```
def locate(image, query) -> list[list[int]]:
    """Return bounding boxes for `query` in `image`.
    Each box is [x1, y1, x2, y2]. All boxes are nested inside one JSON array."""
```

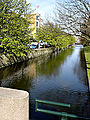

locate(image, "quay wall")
[[0, 48, 55, 69]]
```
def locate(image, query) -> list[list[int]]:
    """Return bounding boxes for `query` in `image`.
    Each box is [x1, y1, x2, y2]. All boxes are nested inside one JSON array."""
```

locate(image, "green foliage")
[[0, 0, 32, 57], [36, 22, 75, 49], [84, 46, 90, 79]]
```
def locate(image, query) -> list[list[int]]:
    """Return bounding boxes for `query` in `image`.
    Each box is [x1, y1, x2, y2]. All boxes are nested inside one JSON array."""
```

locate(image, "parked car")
[[39, 41, 44, 48], [29, 42, 38, 49], [43, 42, 51, 48]]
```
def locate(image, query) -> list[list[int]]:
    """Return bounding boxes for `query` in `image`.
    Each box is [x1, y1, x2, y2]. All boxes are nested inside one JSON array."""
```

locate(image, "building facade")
[[24, 14, 42, 37]]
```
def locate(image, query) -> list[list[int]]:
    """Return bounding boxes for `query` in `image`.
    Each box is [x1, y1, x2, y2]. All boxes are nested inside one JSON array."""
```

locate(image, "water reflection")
[[0, 45, 90, 120]]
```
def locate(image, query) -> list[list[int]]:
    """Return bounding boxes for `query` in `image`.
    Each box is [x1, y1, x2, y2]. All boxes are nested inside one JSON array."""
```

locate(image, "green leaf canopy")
[[0, 0, 32, 57]]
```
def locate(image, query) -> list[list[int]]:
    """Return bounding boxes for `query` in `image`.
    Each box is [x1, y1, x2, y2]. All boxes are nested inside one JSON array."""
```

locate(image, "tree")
[[80, 17, 90, 45], [56, 0, 90, 45], [0, 0, 32, 57], [36, 21, 75, 49]]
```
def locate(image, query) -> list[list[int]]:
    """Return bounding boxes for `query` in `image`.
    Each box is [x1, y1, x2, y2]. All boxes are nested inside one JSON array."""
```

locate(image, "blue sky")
[[26, 0, 56, 20]]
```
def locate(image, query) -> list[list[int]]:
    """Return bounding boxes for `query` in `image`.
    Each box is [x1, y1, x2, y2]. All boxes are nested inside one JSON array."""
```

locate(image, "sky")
[[26, 0, 56, 21]]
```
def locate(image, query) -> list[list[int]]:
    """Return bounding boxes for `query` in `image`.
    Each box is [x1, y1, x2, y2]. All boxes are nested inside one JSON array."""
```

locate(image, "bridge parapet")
[[0, 87, 29, 120]]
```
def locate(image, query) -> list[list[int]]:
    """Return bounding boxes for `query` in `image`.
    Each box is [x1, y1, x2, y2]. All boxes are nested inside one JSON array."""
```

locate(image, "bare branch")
[[56, 0, 90, 43]]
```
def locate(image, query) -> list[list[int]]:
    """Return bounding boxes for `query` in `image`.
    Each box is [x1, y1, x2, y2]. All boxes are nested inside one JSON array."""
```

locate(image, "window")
[[36, 22, 39, 27], [36, 15, 39, 20]]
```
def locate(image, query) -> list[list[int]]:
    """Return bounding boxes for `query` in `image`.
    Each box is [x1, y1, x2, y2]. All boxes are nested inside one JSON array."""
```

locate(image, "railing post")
[[35, 99, 38, 112], [61, 116, 67, 120]]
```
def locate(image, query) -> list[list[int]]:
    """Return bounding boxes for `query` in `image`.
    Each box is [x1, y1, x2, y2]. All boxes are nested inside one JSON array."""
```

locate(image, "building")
[[24, 13, 43, 37]]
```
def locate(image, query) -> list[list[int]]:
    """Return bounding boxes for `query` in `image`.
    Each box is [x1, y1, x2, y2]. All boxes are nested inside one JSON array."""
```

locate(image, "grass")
[[84, 46, 90, 90]]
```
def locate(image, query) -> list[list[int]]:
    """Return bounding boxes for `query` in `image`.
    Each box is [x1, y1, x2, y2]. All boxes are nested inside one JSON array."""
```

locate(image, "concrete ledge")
[[0, 87, 29, 120]]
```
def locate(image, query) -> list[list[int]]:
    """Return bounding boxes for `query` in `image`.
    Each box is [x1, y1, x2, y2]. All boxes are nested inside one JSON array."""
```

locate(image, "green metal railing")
[[35, 99, 90, 120]]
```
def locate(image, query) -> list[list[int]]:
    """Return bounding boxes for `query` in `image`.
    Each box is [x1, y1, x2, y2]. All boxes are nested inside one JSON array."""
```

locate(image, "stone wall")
[[0, 48, 55, 69]]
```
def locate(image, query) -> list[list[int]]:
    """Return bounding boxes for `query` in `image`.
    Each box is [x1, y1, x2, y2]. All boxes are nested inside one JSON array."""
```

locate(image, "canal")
[[0, 45, 90, 120]]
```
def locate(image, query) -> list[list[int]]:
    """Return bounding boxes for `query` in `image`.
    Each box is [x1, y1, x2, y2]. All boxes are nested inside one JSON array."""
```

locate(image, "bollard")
[[0, 87, 29, 120]]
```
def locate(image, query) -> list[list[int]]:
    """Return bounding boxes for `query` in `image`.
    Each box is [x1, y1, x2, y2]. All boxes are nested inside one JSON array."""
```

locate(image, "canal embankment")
[[0, 47, 55, 69], [84, 46, 90, 90]]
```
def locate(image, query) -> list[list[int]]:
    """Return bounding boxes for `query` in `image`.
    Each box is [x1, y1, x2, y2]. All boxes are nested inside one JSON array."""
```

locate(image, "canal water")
[[0, 45, 90, 120]]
